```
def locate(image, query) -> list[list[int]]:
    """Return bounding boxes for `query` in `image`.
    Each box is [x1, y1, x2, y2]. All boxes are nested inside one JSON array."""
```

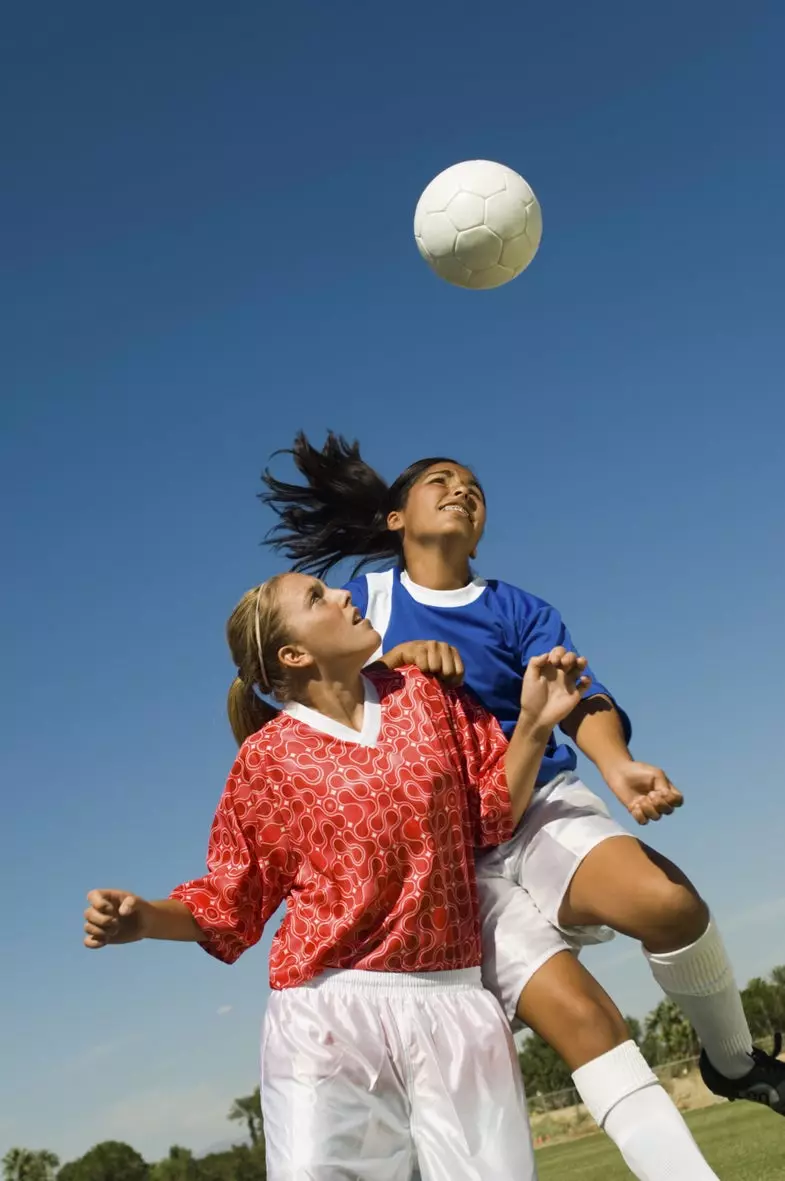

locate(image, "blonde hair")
[[226, 574, 292, 746]]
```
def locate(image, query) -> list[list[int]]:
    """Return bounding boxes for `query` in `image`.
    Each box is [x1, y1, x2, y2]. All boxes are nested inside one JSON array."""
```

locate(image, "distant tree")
[[56, 1141, 148, 1181], [769, 965, 785, 992], [643, 1000, 699, 1065], [149, 1147, 200, 1181], [3, 1150, 59, 1181], [741, 975, 785, 1041], [198, 1146, 265, 1181], [518, 1033, 573, 1097], [227, 1089, 263, 1147], [625, 1015, 643, 1046]]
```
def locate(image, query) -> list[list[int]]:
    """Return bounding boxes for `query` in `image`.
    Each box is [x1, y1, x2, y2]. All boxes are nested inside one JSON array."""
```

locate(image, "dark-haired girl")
[[262, 432, 785, 1181]]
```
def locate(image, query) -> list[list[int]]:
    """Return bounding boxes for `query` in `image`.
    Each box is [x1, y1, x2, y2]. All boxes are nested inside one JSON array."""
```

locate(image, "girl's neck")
[[300, 668, 367, 732], [403, 547, 472, 592]]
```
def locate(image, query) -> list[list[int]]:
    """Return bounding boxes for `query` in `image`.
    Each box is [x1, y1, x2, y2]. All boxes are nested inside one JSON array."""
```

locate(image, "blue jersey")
[[344, 567, 630, 788]]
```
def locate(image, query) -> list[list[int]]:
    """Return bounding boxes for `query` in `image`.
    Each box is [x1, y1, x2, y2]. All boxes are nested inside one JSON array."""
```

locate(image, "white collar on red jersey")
[[284, 674, 381, 746], [400, 569, 487, 608]]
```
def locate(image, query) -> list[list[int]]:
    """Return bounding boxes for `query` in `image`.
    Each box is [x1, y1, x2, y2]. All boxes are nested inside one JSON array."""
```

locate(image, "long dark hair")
[[260, 432, 461, 577]]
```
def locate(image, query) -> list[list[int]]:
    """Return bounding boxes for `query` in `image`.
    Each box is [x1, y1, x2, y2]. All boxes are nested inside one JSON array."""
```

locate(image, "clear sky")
[[2, 0, 783, 1165]]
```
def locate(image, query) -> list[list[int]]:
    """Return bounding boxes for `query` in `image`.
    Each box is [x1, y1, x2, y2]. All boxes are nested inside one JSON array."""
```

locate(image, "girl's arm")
[[504, 650, 591, 824], [563, 698, 683, 825], [84, 891, 202, 948]]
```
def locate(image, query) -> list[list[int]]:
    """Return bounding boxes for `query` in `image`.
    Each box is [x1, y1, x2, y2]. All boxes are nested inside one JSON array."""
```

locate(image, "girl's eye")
[[311, 588, 322, 604]]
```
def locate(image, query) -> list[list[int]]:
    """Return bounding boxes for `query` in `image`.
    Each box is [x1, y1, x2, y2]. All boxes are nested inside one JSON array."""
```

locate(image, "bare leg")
[[516, 950, 719, 1180], [558, 836, 709, 951], [515, 949, 629, 1068]]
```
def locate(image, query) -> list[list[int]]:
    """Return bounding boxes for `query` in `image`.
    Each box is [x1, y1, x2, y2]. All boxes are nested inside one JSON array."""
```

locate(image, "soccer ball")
[[414, 160, 542, 290]]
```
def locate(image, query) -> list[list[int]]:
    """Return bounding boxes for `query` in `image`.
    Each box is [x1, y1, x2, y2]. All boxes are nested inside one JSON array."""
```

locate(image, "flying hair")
[[260, 431, 459, 578]]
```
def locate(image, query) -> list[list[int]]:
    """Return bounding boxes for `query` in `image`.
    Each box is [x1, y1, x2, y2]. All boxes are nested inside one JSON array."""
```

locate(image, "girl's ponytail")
[[260, 432, 398, 576]]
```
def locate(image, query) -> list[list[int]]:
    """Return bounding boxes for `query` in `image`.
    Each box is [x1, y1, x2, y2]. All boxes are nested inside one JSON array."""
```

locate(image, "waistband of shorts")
[[296, 966, 482, 995]]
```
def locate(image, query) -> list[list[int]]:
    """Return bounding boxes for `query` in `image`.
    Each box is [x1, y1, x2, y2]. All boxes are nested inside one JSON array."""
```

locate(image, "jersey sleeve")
[[439, 683, 515, 848], [169, 745, 294, 964], [516, 596, 632, 743], [343, 575, 369, 616]]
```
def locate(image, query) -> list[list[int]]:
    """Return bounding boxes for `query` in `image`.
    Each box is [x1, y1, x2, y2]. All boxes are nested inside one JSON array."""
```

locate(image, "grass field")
[[535, 1103, 784, 1180]]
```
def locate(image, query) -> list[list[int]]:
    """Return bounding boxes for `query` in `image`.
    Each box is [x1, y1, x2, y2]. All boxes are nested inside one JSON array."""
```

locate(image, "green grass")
[[535, 1103, 785, 1180]]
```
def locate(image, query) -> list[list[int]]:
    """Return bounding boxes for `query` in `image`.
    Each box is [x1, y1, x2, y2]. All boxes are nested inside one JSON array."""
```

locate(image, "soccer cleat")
[[700, 1033, 785, 1114]]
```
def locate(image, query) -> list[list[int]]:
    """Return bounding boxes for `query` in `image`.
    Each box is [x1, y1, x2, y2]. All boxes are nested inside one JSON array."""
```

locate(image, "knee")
[[640, 880, 709, 950]]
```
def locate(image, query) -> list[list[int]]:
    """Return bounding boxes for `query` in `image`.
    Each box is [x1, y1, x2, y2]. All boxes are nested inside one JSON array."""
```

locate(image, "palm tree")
[[2, 1150, 28, 1181], [228, 1088, 263, 1147], [644, 999, 699, 1064], [32, 1153, 58, 1181], [2, 1150, 59, 1181]]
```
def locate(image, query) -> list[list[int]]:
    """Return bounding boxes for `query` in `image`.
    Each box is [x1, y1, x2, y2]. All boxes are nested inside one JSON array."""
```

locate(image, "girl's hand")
[[84, 889, 150, 949], [603, 761, 684, 825], [381, 641, 465, 686], [520, 647, 591, 734]]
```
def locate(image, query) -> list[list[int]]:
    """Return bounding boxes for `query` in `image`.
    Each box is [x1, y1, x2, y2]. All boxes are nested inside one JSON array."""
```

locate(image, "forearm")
[[561, 694, 631, 776], [503, 723, 551, 826], [144, 899, 205, 942]]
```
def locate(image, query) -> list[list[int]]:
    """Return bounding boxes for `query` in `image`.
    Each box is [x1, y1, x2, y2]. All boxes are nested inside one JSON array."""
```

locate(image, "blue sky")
[[2, 0, 783, 1164]]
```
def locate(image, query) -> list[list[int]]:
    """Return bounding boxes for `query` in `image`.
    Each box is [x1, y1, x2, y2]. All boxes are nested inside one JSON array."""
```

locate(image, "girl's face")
[[387, 462, 486, 556], [275, 573, 380, 675]]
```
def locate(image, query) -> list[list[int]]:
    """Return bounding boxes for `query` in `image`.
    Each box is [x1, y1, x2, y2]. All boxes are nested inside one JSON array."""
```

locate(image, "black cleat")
[[700, 1033, 785, 1114]]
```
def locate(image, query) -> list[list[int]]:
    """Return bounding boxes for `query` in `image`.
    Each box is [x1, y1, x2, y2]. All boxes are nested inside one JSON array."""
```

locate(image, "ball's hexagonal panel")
[[419, 211, 458, 258], [484, 191, 529, 240], [467, 264, 515, 290], [499, 231, 537, 274], [432, 254, 473, 287], [455, 225, 502, 271], [455, 159, 507, 198], [502, 167, 537, 205], [446, 190, 485, 232], [524, 199, 543, 253]]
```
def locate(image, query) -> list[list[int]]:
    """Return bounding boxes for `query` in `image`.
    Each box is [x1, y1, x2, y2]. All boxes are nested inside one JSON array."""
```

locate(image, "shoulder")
[[234, 713, 295, 776], [364, 663, 439, 707], [482, 578, 554, 617], [344, 567, 397, 613]]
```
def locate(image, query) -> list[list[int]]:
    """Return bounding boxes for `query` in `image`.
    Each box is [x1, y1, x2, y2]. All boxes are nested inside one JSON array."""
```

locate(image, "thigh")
[[476, 868, 575, 1024], [558, 837, 708, 949], [262, 989, 414, 1181], [409, 988, 537, 1181]]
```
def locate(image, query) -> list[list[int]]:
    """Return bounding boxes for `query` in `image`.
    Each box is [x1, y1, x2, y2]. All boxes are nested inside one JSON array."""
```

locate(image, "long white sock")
[[645, 917, 754, 1079], [573, 1042, 719, 1181]]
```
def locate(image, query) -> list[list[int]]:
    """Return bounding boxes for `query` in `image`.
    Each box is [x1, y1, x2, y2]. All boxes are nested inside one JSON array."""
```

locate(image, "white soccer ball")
[[414, 160, 542, 290]]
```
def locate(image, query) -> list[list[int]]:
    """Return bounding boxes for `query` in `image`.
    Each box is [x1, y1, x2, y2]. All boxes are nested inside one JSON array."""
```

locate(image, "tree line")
[[5, 965, 784, 1180]]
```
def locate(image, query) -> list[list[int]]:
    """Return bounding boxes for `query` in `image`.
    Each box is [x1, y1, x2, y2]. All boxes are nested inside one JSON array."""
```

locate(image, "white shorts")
[[476, 773, 629, 1022], [261, 967, 536, 1181]]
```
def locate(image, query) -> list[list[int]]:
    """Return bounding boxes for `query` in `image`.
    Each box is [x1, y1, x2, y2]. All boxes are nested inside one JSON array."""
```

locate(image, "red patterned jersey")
[[170, 666, 513, 988]]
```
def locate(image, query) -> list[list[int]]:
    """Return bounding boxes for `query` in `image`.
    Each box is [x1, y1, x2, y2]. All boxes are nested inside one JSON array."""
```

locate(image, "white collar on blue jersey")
[[284, 673, 381, 746], [400, 569, 487, 608]]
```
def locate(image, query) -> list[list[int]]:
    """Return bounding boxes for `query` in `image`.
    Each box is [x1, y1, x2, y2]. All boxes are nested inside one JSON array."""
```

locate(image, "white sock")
[[645, 917, 754, 1079], [573, 1042, 719, 1181]]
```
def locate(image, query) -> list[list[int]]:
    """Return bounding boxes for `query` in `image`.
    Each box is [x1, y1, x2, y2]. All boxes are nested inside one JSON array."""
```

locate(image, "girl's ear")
[[278, 644, 314, 672]]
